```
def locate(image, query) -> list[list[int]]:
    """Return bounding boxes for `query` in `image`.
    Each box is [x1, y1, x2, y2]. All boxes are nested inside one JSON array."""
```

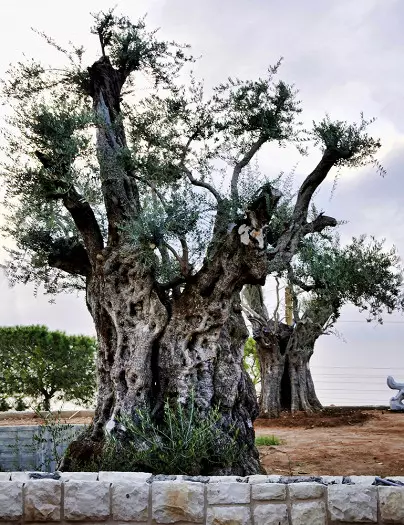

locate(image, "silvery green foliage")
[[292, 233, 404, 324], [311, 113, 385, 174], [0, 9, 383, 295], [72, 393, 242, 475]]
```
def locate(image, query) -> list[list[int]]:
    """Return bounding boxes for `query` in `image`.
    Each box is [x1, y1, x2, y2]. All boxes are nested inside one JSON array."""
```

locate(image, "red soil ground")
[[255, 408, 404, 476]]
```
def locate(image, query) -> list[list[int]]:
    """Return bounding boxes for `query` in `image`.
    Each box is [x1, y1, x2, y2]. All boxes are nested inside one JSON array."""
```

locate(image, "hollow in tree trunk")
[[254, 320, 324, 418]]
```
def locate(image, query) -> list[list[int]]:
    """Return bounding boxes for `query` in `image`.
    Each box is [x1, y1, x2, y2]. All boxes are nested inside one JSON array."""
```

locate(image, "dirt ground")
[[0, 414, 93, 426], [1, 408, 403, 476], [255, 408, 404, 476]]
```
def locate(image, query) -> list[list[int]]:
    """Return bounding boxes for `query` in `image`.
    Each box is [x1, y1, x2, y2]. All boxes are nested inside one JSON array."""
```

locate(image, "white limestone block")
[[99, 471, 152, 482], [57, 471, 98, 481], [10, 472, 29, 482], [207, 482, 250, 504], [24, 480, 61, 521], [252, 483, 286, 501], [349, 476, 376, 486], [111, 481, 149, 521], [0, 481, 23, 521], [379, 486, 404, 523], [253, 503, 288, 525], [152, 481, 204, 523], [207, 506, 251, 525], [328, 485, 377, 522], [291, 501, 326, 525], [63, 481, 110, 521], [288, 482, 325, 500]]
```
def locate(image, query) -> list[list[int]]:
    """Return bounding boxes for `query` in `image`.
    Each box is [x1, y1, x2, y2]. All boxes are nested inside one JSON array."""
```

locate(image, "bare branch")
[[182, 166, 221, 202], [163, 241, 189, 276], [240, 299, 267, 327], [179, 132, 222, 202], [292, 148, 338, 223]]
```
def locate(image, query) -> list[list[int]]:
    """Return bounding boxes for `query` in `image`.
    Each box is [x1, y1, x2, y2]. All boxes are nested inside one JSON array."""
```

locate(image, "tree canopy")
[[291, 233, 404, 326], [0, 10, 383, 296], [0, 325, 96, 410]]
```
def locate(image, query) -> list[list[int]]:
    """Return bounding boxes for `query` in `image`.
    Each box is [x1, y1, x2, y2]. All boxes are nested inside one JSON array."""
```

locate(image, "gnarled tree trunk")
[[255, 321, 292, 418], [243, 285, 329, 418], [254, 321, 322, 417], [68, 246, 265, 475], [54, 51, 338, 472]]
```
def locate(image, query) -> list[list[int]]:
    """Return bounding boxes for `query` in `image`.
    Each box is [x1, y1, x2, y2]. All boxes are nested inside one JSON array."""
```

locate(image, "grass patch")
[[255, 435, 283, 446]]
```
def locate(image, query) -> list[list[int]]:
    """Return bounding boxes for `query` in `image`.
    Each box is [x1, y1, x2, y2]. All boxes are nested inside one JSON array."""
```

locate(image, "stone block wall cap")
[[57, 471, 99, 481], [208, 475, 244, 483], [99, 471, 152, 482], [349, 475, 377, 485]]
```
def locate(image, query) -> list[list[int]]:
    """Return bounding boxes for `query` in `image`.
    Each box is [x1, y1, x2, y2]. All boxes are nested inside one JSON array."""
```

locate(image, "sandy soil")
[[256, 408, 404, 476]]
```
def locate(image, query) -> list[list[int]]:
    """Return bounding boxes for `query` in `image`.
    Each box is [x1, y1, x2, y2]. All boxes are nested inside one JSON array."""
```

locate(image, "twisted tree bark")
[[54, 52, 338, 473]]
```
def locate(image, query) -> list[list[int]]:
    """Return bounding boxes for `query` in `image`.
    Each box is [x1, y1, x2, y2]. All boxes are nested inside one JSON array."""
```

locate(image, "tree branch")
[[180, 237, 190, 274], [182, 166, 221, 202], [34, 151, 104, 262], [302, 213, 337, 235], [47, 238, 91, 276], [231, 134, 268, 207], [179, 132, 222, 202], [163, 241, 189, 276], [292, 148, 338, 223], [62, 187, 104, 262], [269, 150, 339, 269], [88, 56, 140, 245]]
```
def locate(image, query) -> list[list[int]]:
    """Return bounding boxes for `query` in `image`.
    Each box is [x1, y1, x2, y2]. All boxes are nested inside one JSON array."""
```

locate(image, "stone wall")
[[0, 472, 403, 524], [0, 425, 84, 472]]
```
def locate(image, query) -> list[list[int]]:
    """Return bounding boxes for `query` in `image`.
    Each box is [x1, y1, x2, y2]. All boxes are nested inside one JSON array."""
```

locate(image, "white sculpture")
[[387, 376, 404, 411]]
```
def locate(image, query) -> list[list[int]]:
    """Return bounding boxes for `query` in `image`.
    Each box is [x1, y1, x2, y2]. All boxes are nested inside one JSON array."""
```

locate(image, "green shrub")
[[31, 410, 84, 471], [0, 325, 96, 410], [14, 398, 28, 411], [255, 435, 282, 446], [70, 396, 245, 475], [0, 398, 11, 412]]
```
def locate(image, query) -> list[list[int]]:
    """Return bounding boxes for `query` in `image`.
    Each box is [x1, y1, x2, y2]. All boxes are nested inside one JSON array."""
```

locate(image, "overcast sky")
[[1, 0, 404, 406]]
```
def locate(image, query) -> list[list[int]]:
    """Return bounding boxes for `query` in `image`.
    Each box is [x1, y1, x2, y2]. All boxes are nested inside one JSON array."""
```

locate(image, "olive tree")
[[243, 235, 403, 418], [0, 10, 382, 473]]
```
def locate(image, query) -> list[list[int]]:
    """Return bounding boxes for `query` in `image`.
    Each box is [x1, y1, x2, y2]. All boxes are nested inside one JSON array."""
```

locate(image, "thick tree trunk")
[[287, 342, 322, 414], [255, 322, 293, 418], [254, 321, 322, 418], [62, 248, 263, 475], [58, 55, 339, 472]]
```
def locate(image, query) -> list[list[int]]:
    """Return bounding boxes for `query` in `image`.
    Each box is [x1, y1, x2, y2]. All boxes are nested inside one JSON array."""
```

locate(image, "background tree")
[[243, 234, 404, 418], [0, 9, 382, 473], [0, 325, 96, 411]]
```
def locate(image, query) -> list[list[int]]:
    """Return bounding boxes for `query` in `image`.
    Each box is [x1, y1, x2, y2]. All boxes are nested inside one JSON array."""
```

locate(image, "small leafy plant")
[[72, 395, 245, 475], [7, 410, 84, 472], [255, 435, 282, 446]]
